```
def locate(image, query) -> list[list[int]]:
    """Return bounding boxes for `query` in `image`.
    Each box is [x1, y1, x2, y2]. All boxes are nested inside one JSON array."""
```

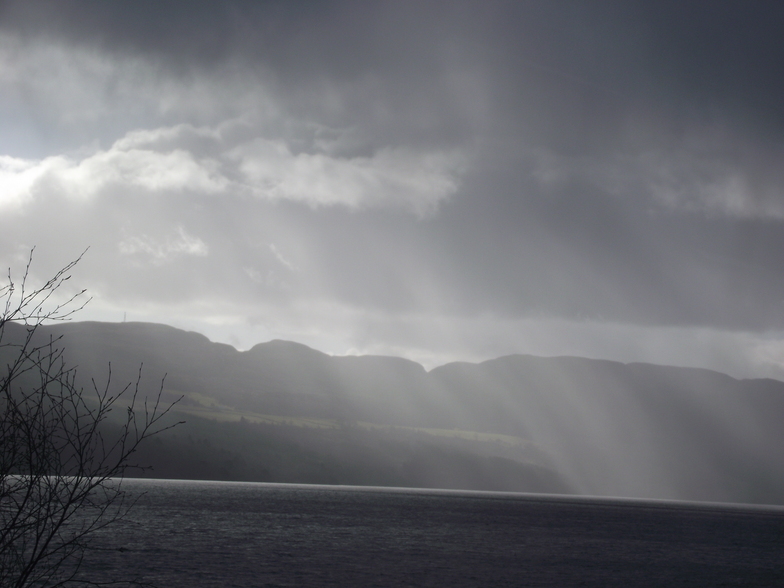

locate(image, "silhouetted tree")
[[0, 251, 181, 587]]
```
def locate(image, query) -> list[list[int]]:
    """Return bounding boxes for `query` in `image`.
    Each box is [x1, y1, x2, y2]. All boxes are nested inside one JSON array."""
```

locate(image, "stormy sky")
[[2, 0, 784, 377]]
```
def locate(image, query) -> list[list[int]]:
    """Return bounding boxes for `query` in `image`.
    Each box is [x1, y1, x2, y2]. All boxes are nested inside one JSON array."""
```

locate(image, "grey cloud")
[[2, 0, 784, 376]]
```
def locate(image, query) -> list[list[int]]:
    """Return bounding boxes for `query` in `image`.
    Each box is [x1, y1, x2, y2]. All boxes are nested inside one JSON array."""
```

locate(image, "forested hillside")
[[5, 321, 784, 503]]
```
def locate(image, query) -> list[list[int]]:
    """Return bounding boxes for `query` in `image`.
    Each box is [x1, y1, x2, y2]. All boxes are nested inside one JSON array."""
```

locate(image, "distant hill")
[[4, 321, 784, 504]]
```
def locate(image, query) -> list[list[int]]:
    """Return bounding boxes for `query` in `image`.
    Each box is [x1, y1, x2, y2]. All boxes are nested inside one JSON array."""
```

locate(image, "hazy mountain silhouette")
[[4, 321, 784, 503]]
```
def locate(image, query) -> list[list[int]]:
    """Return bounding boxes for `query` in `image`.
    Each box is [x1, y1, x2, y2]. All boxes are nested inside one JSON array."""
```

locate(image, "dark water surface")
[[85, 479, 784, 587]]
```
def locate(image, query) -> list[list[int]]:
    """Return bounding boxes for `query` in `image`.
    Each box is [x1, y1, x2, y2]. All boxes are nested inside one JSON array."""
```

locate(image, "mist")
[[2, 1, 784, 379], [4, 320, 782, 504], [2, 1, 784, 505]]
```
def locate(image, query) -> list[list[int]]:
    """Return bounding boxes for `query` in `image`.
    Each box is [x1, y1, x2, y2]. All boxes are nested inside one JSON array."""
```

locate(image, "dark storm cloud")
[[6, 0, 784, 138], [2, 0, 784, 374], [0, 0, 488, 151], [6, 0, 784, 159]]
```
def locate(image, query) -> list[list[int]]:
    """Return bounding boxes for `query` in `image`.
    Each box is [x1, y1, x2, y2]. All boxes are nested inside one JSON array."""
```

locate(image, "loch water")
[[83, 478, 784, 587]]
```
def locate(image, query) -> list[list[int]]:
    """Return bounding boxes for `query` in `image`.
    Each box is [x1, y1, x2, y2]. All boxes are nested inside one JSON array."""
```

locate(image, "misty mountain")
[[4, 321, 784, 504]]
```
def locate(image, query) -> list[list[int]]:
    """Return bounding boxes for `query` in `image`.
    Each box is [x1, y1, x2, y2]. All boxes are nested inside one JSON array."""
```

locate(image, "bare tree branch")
[[1, 251, 183, 588]]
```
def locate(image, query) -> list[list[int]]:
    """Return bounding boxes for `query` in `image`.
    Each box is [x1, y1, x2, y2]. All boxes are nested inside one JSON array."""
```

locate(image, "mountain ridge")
[[4, 320, 784, 504], [30, 319, 769, 383]]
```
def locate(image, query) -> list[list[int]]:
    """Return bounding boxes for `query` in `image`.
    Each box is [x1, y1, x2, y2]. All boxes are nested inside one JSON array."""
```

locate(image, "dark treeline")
[[129, 416, 568, 494]]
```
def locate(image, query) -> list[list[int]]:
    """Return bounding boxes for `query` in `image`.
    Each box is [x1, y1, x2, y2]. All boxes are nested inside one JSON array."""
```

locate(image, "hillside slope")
[[4, 321, 784, 503]]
